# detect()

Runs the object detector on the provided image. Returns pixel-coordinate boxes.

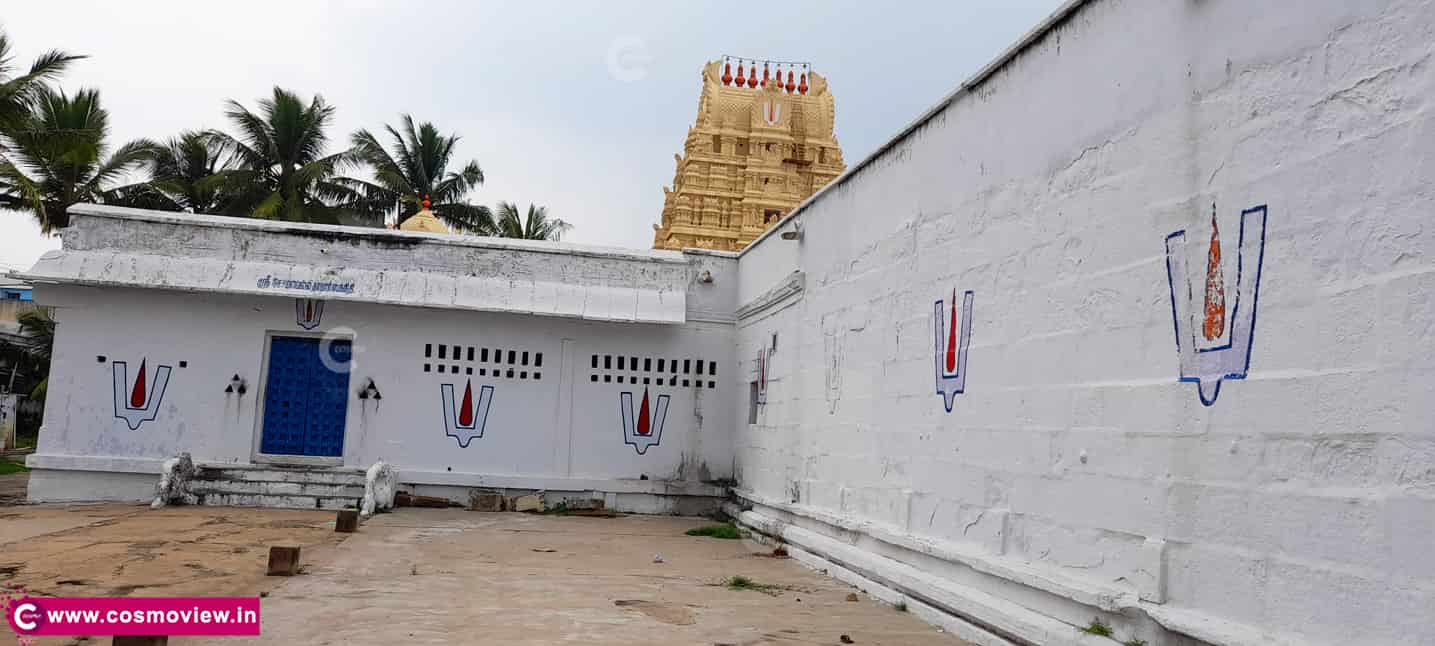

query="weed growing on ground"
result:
[727,575,754,588]
[723,576,785,595]
[686,523,741,539]
[894,600,908,612]
[0,460,28,476]
[1080,618,1113,637]
[1123,640,1147,646]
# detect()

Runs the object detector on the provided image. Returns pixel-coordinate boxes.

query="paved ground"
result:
[0,504,347,646]
[0,505,963,645]
[185,510,964,646]
[0,471,27,505]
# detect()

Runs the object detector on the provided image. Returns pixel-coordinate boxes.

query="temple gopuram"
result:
[652,57,846,252]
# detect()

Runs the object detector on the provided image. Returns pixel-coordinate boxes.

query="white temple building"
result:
[12,1,1435,643]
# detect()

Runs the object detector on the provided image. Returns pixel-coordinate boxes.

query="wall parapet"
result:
[21,205,699,324]
[735,270,805,322]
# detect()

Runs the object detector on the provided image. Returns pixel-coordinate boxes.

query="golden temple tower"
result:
[652,57,846,251]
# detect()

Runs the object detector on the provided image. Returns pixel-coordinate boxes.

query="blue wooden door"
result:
[260,336,351,457]
[303,339,351,456]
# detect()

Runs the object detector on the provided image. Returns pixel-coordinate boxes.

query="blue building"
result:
[0,278,32,301]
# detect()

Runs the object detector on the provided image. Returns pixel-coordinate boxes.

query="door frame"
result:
[251,329,354,467]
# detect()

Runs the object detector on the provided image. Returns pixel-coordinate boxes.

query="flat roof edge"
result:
[16,271,689,325]
[66,204,691,265]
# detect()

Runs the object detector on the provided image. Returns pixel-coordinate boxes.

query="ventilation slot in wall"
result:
[423,343,543,380]
[588,354,717,389]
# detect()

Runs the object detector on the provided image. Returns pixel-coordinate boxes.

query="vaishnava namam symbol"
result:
[1164,204,1268,406]
[755,345,769,405]
[296,298,324,330]
[762,99,782,126]
[112,359,173,430]
[441,380,495,448]
[933,289,974,413]
[621,387,670,455]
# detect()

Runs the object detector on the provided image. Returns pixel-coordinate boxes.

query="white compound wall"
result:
[733,1,1435,645]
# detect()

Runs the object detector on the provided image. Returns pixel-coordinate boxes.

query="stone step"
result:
[183,462,370,511]
[189,478,366,499]
[198,465,367,487]
[193,490,358,511]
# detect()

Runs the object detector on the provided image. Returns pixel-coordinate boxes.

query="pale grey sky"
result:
[0,0,1063,272]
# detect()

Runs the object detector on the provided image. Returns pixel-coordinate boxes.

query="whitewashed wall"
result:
[734,1,1435,645]
[23,202,740,505]
[30,279,736,495]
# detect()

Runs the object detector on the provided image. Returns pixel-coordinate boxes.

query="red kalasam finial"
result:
[747,62,758,88]
[785,69,796,93]
[735,60,746,87]
[421,195,432,210]
[722,60,733,85]
[761,62,770,88]
[798,71,808,95]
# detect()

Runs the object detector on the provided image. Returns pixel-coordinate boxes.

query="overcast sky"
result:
[0,0,1062,272]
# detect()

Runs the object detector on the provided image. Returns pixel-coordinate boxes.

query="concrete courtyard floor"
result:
[1,504,966,645]
[0,503,347,646]
[0,471,27,505]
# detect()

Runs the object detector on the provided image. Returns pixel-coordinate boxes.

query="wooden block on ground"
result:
[469,489,505,512]
[114,638,168,646]
[335,509,359,533]
[396,492,456,508]
[267,545,301,576]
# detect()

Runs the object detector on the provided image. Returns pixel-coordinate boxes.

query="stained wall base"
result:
[725,495,1282,646]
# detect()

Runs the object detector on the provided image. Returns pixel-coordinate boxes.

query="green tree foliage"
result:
[0,86,160,232]
[206,87,366,225]
[342,115,492,233]
[138,131,239,213]
[494,201,571,241]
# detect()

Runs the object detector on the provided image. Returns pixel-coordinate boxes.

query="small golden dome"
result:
[399,196,451,234]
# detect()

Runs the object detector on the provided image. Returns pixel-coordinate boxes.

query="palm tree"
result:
[207,87,363,224]
[138,131,238,213]
[0,87,159,232]
[0,29,83,130]
[0,29,86,219]
[340,115,492,233]
[13,309,52,402]
[1,309,53,402]
[493,201,572,241]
